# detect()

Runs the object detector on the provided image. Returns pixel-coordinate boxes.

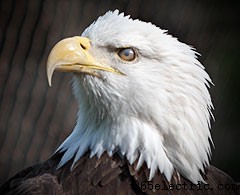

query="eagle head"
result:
[47,10,213,184]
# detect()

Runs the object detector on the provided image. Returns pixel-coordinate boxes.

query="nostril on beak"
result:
[80,43,86,50]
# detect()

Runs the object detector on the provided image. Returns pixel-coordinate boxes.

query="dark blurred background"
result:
[0,0,239,186]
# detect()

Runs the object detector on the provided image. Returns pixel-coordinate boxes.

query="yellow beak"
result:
[46,36,123,86]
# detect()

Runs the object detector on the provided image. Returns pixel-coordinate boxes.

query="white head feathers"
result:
[56,10,213,184]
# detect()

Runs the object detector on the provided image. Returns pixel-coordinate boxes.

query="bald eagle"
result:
[0,10,239,195]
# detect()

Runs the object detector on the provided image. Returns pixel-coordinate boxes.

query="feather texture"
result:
[57,10,213,183]
[1,152,239,194]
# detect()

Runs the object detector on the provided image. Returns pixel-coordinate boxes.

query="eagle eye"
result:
[117,48,136,61]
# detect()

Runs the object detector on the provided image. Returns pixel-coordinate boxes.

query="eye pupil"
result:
[125,50,130,56]
[118,48,136,61]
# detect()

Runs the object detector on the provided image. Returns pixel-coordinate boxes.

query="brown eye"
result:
[117,48,136,61]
